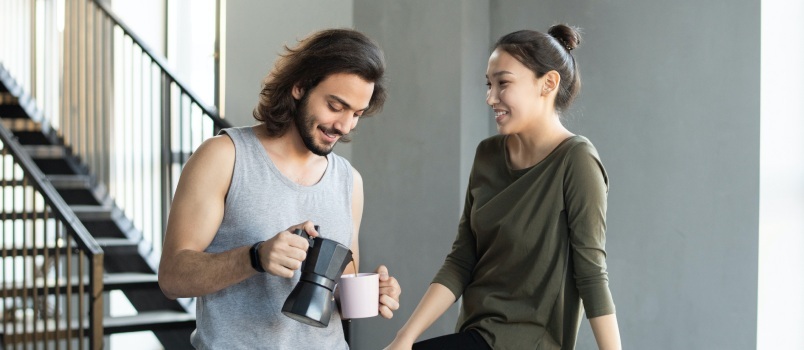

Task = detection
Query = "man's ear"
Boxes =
[292,84,305,100]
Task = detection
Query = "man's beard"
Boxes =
[294,95,343,156]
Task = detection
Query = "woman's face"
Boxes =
[485,48,547,135]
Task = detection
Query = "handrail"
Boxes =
[89,0,228,130]
[1,97,104,348]
[1,0,233,296]
[0,81,101,257]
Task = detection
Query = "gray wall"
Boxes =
[223,1,762,349]
[491,1,760,349]
[351,1,490,349]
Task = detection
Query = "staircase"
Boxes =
[1,71,197,349]
[0,0,229,348]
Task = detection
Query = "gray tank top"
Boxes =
[191,126,353,349]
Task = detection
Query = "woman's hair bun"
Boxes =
[547,24,582,51]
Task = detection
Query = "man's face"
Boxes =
[293,73,375,156]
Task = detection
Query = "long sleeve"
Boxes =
[563,142,616,318]
[431,171,478,299]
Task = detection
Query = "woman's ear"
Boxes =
[541,70,561,96]
[292,84,305,100]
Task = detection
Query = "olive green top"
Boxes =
[432,135,615,349]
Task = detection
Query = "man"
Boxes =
[158,29,401,349]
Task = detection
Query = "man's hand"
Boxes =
[259,221,319,278]
[376,265,401,319]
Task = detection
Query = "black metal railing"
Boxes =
[1,0,230,260]
[64,0,230,256]
[1,0,231,346]
[1,120,104,349]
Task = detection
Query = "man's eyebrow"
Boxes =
[485,71,514,79]
[328,95,369,111]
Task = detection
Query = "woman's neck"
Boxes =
[506,115,573,170]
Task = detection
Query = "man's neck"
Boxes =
[253,125,329,186]
[256,125,323,163]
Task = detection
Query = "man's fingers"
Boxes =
[375,265,389,281]
[286,234,310,251]
[379,294,399,311]
[302,221,319,237]
[379,304,394,319]
[285,220,319,238]
[268,264,294,279]
[286,255,305,270]
[379,277,401,298]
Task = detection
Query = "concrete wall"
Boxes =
[351,1,490,349]
[491,1,760,349]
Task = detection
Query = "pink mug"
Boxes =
[339,273,379,319]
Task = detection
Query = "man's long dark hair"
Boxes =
[253,29,387,141]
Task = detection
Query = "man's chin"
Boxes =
[309,142,336,156]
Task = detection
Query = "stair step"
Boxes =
[103,272,160,291]
[56,188,101,206]
[0,310,195,343]
[0,104,27,119]
[71,205,113,221]
[1,272,160,296]
[47,174,92,189]
[22,144,66,159]
[11,130,52,145]
[83,220,128,238]
[32,158,77,175]
[71,205,136,239]
[95,237,139,256]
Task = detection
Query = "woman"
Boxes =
[387,25,622,349]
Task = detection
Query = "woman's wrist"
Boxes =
[394,328,417,344]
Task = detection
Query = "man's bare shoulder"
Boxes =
[193,134,235,160]
[178,134,236,190]
[351,166,363,187]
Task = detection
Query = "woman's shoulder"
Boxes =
[562,135,601,159]
[559,135,608,185]
[475,134,507,155]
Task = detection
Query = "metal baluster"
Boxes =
[42,203,49,348]
[64,230,71,350]
[179,92,184,172]
[160,73,171,236]
[1,146,8,346]
[54,221,61,350]
[77,251,83,350]
[11,156,18,349]
[32,183,39,346]
[22,176,29,347]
